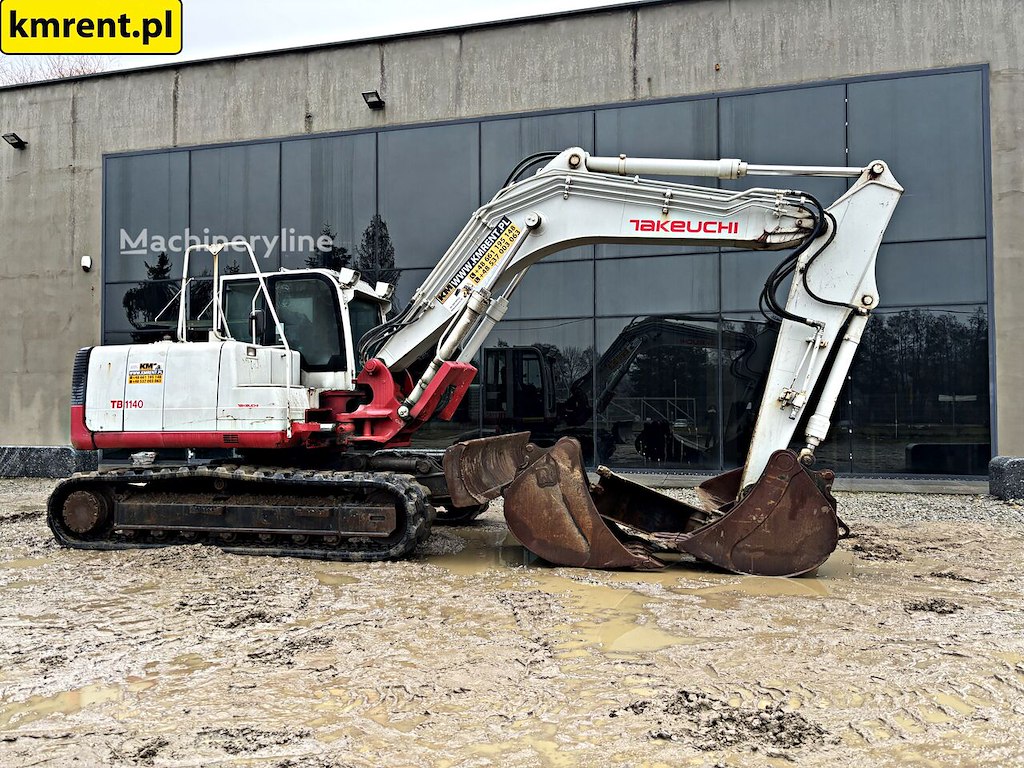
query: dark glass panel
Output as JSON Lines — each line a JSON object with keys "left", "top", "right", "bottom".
{"left": 190, "top": 143, "right": 282, "bottom": 270}
{"left": 378, "top": 123, "right": 480, "bottom": 270}
{"left": 596, "top": 315, "right": 720, "bottom": 471}
{"left": 480, "top": 112, "right": 595, "bottom": 264}
{"left": 471, "top": 317, "right": 598, "bottom": 460}
{"left": 504, "top": 260, "right": 594, "bottom": 321}
{"left": 876, "top": 239, "right": 987, "bottom": 308}
{"left": 721, "top": 250, "right": 793, "bottom": 315}
{"left": 848, "top": 71, "right": 986, "bottom": 243}
{"left": 104, "top": 152, "right": 189, "bottom": 282}
{"left": 719, "top": 85, "right": 848, "bottom": 206}
{"left": 851, "top": 305, "right": 990, "bottom": 475}
{"left": 594, "top": 99, "right": 718, "bottom": 259}
{"left": 280, "top": 134, "right": 377, "bottom": 271}
{"left": 105, "top": 280, "right": 180, "bottom": 341}
{"left": 480, "top": 112, "right": 595, "bottom": 201}
{"left": 596, "top": 252, "right": 718, "bottom": 316}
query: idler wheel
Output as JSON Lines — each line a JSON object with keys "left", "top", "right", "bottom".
{"left": 62, "top": 490, "right": 110, "bottom": 536}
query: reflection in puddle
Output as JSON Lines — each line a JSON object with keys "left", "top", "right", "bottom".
{"left": 423, "top": 529, "right": 538, "bottom": 575}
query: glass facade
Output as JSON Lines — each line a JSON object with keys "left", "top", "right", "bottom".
{"left": 102, "top": 67, "right": 992, "bottom": 475}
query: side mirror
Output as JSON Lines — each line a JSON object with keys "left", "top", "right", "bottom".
{"left": 249, "top": 309, "right": 266, "bottom": 344}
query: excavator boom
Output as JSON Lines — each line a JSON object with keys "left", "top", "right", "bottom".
{"left": 439, "top": 150, "right": 902, "bottom": 576}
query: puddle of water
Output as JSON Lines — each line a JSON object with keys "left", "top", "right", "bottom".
{"left": 424, "top": 534, "right": 694, "bottom": 653}
{"left": 0, "top": 683, "right": 122, "bottom": 729}
{"left": 535, "top": 578, "right": 689, "bottom": 654}
{"left": 143, "top": 652, "right": 213, "bottom": 677}
{"left": 2, "top": 580, "right": 38, "bottom": 590}
{"left": 818, "top": 549, "right": 855, "bottom": 578}
{"left": 424, "top": 532, "right": 538, "bottom": 576}
{"left": 673, "top": 574, "right": 830, "bottom": 609}
{"left": 315, "top": 572, "right": 359, "bottom": 587}
{"left": 0, "top": 557, "right": 47, "bottom": 570}
{"left": 918, "top": 705, "right": 953, "bottom": 724}
{"left": 933, "top": 692, "right": 974, "bottom": 716}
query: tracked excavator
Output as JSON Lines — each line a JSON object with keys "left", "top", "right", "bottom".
{"left": 49, "top": 148, "right": 902, "bottom": 576}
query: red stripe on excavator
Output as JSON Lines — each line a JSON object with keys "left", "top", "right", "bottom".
{"left": 70, "top": 405, "right": 317, "bottom": 450}
{"left": 70, "top": 405, "right": 95, "bottom": 450}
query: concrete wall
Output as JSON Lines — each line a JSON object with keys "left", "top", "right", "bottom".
{"left": 0, "top": 0, "right": 1021, "bottom": 453}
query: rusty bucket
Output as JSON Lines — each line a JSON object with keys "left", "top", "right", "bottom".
{"left": 443, "top": 433, "right": 841, "bottom": 577}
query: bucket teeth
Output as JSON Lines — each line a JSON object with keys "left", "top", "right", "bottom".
{"left": 444, "top": 434, "right": 842, "bottom": 576}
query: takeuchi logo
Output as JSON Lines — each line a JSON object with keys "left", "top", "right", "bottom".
{"left": 629, "top": 219, "right": 740, "bottom": 234}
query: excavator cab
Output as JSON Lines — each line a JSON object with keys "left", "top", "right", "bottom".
{"left": 220, "top": 269, "right": 391, "bottom": 389}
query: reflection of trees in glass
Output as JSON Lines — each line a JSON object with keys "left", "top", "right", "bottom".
{"left": 122, "top": 253, "right": 243, "bottom": 343}
{"left": 535, "top": 344, "right": 594, "bottom": 400}
{"left": 356, "top": 214, "right": 400, "bottom": 287}
{"left": 854, "top": 308, "right": 989, "bottom": 426}
{"left": 122, "top": 252, "right": 177, "bottom": 343}
{"left": 304, "top": 217, "right": 402, "bottom": 313}
{"left": 305, "top": 224, "right": 352, "bottom": 271}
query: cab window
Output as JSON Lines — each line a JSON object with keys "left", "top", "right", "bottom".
{"left": 348, "top": 297, "right": 384, "bottom": 372}
{"left": 222, "top": 275, "right": 347, "bottom": 372}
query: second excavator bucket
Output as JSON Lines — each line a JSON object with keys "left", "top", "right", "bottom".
{"left": 443, "top": 433, "right": 842, "bottom": 577}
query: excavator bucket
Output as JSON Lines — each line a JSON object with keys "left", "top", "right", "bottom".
{"left": 592, "top": 450, "right": 840, "bottom": 576}
{"left": 443, "top": 434, "right": 841, "bottom": 576}
{"left": 443, "top": 431, "right": 533, "bottom": 508}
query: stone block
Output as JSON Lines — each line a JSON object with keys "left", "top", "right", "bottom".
{"left": 0, "top": 446, "right": 97, "bottom": 478}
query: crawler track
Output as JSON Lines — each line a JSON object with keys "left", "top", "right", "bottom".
{"left": 46, "top": 464, "right": 434, "bottom": 562}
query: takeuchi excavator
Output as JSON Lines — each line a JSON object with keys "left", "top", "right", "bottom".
{"left": 49, "top": 148, "right": 902, "bottom": 576}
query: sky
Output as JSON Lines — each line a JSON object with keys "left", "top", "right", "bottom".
{"left": 109, "top": 0, "right": 631, "bottom": 70}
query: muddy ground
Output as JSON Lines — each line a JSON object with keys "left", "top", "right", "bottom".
{"left": 0, "top": 478, "right": 1022, "bottom": 767}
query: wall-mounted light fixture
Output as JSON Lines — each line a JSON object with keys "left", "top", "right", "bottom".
{"left": 2, "top": 132, "right": 27, "bottom": 150}
{"left": 361, "top": 91, "right": 385, "bottom": 110}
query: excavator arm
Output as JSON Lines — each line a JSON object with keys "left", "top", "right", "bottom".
{"left": 406, "top": 148, "right": 903, "bottom": 576}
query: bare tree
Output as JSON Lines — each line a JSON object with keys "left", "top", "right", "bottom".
{"left": 0, "top": 54, "right": 114, "bottom": 86}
